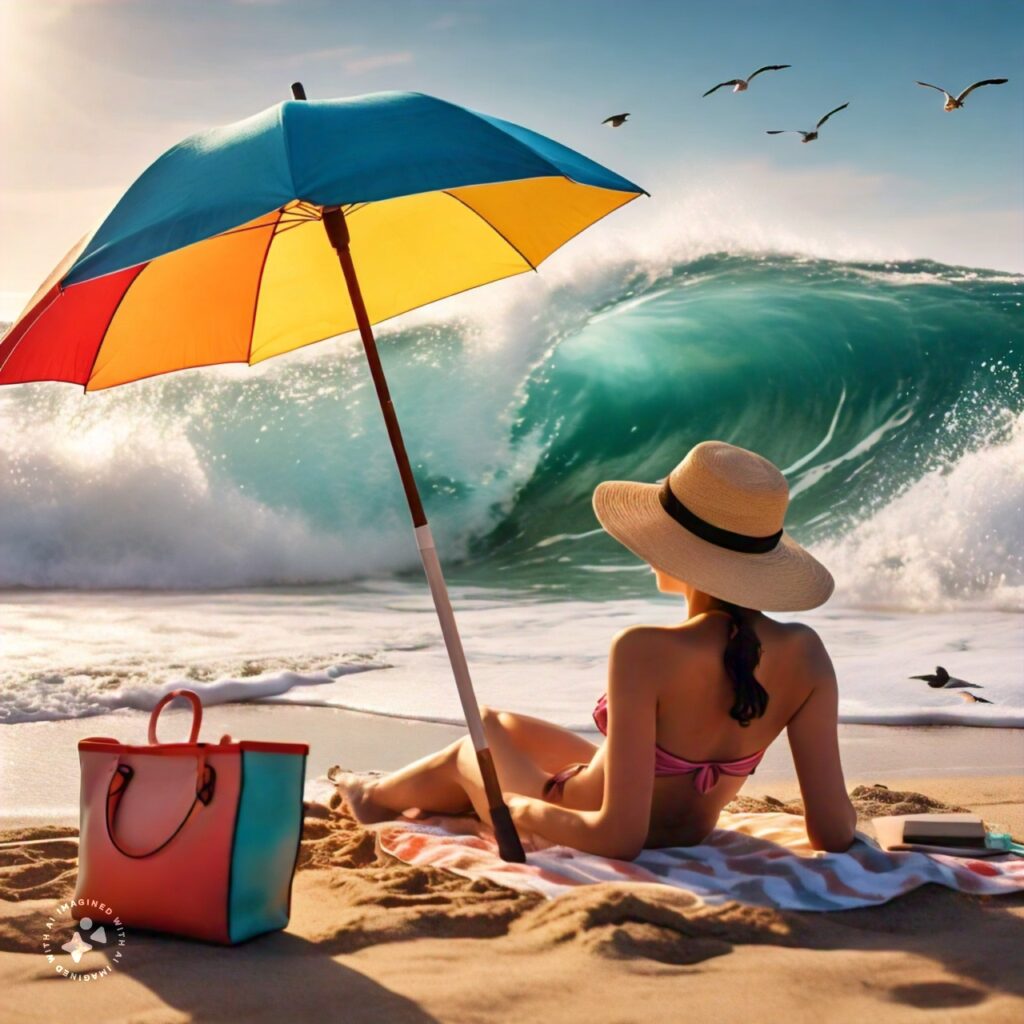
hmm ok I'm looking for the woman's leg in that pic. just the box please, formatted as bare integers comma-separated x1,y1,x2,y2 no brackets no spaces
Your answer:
332,738,471,824
337,708,598,824
480,710,597,772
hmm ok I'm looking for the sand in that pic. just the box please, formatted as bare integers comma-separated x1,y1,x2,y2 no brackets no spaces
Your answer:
1,780,1022,1023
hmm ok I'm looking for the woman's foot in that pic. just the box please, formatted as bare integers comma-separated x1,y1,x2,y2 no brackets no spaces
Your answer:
327,767,396,825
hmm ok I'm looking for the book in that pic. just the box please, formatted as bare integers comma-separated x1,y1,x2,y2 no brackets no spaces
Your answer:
872,814,1002,857
901,814,986,841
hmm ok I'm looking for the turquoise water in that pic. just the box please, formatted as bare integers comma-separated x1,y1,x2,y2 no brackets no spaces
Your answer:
465,254,1024,594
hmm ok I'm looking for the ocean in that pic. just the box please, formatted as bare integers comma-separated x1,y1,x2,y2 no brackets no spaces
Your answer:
1,250,1022,729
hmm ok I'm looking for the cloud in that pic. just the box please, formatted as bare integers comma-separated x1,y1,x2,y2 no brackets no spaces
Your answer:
289,45,358,62
429,12,460,30
344,51,414,75
616,158,1024,273
262,45,413,75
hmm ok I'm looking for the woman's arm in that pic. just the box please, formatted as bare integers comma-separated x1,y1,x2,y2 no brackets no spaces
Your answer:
786,631,857,852
505,628,658,859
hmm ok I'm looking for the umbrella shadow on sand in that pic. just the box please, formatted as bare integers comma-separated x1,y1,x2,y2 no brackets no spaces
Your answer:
797,887,1024,1009
109,929,438,1024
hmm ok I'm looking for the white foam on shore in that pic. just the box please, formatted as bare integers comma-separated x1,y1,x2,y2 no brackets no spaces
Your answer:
1,586,1020,729
0,664,379,725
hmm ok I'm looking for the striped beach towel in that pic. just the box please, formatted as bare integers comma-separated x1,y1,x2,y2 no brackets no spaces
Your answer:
374,811,1024,911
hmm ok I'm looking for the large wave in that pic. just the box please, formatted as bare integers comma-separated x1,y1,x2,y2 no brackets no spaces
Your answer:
1,251,1021,610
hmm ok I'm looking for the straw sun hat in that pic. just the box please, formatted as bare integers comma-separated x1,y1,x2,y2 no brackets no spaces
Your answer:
593,441,834,612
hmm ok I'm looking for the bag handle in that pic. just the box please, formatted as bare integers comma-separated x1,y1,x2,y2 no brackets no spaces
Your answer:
148,689,203,745
102,689,213,858
105,757,217,859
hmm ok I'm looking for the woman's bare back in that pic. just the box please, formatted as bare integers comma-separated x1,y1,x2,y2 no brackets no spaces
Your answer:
560,611,827,847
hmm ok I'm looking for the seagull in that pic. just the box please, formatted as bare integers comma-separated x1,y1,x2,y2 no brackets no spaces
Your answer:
766,102,848,143
958,692,993,705
703,65,791,97
916,78,1008,111
909,666,983,690
602,113,630,127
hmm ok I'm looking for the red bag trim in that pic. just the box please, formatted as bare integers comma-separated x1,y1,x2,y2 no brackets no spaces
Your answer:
79,739,309,755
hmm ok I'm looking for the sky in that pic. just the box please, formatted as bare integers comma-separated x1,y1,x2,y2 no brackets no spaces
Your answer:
1,0,1022,322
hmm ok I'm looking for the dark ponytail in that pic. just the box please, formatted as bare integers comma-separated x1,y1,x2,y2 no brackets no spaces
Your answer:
720,602,768,727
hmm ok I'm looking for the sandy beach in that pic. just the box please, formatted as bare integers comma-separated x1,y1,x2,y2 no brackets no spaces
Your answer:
1,784,1021,1023
1,707,1021,1023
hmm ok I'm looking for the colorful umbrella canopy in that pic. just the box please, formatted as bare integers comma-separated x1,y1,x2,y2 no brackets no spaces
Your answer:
0,91,644,389
1,88,644,861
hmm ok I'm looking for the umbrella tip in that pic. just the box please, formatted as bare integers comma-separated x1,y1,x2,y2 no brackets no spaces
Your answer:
290,82,307,101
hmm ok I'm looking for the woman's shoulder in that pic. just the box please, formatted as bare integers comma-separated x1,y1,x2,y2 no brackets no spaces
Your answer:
769,619,830,656
764,619,835,687
609,624,672,656
609,617,727,668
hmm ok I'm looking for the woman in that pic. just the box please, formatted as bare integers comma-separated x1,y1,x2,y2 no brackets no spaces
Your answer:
335,441,857,858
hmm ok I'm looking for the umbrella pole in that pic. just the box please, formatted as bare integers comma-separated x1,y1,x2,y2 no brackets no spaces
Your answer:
320,204,527,864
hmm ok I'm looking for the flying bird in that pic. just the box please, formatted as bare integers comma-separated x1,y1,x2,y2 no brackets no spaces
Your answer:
958,692,993,705
916,78,1008,111
909,666,983,690
602,113,630,127
703,65,791,97
766,102,848,143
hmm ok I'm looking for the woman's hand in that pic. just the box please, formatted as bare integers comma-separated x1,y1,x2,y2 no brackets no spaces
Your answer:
502,791,587,850
503,792,543,832
501,791,642,860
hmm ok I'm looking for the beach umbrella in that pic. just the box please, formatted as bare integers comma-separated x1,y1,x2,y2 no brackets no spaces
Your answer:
0,84,645,861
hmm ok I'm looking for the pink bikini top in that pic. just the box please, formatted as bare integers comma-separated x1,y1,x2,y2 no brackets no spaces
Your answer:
593,693,765,795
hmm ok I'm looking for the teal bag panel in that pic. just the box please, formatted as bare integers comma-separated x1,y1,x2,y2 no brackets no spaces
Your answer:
228,750,306,944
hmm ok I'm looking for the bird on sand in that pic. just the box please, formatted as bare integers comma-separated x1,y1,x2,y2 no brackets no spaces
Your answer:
915,78,1008,111
958,692,994,705
910,666,983,690
766,102,848,143
703,65,791,97
602,113,630,127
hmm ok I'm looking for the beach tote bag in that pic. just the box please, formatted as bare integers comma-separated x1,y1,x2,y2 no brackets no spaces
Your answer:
74,689,308,944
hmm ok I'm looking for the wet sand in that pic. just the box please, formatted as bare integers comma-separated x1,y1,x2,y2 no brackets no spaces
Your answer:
2,702,1021,826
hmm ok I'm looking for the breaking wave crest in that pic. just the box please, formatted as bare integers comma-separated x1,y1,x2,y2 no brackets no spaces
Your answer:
1,251,1021,611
